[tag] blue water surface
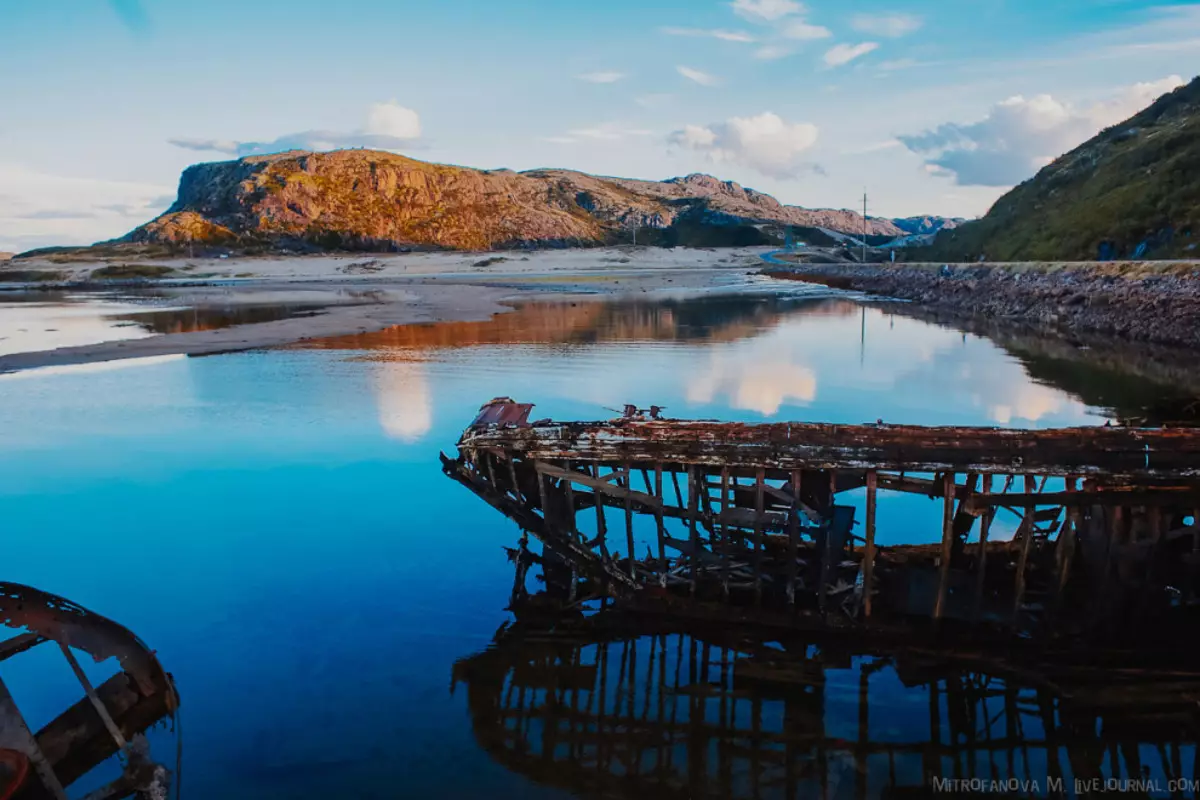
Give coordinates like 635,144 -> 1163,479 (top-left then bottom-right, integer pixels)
0,294 -> 1133,797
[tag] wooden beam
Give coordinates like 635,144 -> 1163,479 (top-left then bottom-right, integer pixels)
973,475 -> 994,623
863,470 -> 878,619
966,487 -> 1200,510
654,464 -> 667,588
535,461 -> 661,510
0,675 -> 69,800
58,642 -> 128,754
721,467 -> 732,598
624,461 -> 635,579
933,473 -> 957,621
688,467 -> 700,595
1011,500 -> 1037,624
0,632 -> 43,663
754,468 -> 765,604
461,415 -> 1200,478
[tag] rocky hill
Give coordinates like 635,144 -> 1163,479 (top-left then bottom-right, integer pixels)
921,76 -> 1200,261
124,149 -> 904,253
891,216 -> 962,236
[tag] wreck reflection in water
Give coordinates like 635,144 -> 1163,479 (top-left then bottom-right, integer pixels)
454,551 -> 1200,799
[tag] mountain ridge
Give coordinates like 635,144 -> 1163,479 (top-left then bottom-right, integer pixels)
119,149 -> 951,254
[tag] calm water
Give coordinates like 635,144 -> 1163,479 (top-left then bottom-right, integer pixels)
0,288 -> 376,356
1,291 -> 1196,798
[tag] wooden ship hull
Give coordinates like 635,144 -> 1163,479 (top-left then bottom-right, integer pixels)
442,398 -> 1200,651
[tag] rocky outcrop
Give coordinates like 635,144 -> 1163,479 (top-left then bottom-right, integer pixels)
921,76 -> 1200,261
125,150 -> 904,252
891,216 -> 962,236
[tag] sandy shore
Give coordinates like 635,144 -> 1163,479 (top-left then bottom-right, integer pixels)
0,247 -> 774,372
2,245 -> 766,284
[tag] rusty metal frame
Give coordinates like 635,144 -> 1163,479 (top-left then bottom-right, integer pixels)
0,584 -> 178,800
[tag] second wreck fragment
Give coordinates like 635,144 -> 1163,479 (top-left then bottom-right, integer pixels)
0,583 -> 178,800
442,398 -> 1200,649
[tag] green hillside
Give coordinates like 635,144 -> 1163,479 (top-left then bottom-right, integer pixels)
920,76 -> 1200,262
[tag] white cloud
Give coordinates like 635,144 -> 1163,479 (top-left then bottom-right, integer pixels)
362,101 -> 421,139
542,123 -> 654,145
169,100 -> 422,157
576,71 -> 627,84
824,42 -> 879,66
850,12 -> 922,38
877,57 -> 919,72
899,75 -> 1185,186
635,93 -> 673,108
677,66 -> 719,86
0,163 -> 174,252
731,0 -> 804,22
668,112 -> 819,178
754,45 -> 795,60
781,19 -> 832,40
841,139 -> 904,155
661,27 -> 756,43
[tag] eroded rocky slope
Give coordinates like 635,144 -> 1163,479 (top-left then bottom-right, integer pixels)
126,150 -> 904,252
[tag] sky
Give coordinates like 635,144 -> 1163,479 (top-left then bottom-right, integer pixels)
1,0 -> 1199,252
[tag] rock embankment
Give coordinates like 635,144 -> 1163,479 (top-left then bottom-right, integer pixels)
765,262 -> 1200,348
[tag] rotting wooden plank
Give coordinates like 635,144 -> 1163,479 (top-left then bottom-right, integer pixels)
461,414 -> 1200,478
1011,499 -> 1037,625
864,470 -> 878,620
0,632 -> 43,663
58,641 -> 128,753
688,467 -> 700,595
721,466 -> 732,598
973,475 -> 994,622
624,461 -> 636,579
535,461 -> 661,510
965,487 -> 1200,510
820,470 -> 836,617
655,463 -> 667,588
788,470 -> 800,607
754,468 -> 765,604
933,472 -> 957,621
0,675 -> 69,800
563,460 -> 578,541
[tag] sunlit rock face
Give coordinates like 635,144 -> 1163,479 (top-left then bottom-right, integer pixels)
126,149 -> 905,253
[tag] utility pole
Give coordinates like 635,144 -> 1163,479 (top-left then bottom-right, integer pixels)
862,191 -> 868,264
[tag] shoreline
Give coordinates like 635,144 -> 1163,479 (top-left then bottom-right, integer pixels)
763,260 -> 1200,349
0,247 -> 774,373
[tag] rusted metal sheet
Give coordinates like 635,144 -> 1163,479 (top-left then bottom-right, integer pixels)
0,584 -> 178,800
460,400 -> 1200,479
470,397 -> 534,429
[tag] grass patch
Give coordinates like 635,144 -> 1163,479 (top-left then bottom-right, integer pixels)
0,269 -> 69,283
90,264 -> 176,280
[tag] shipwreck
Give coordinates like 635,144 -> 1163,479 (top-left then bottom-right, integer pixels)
453,565 -> 1200,799
442,398 -> 1200,652
0,584 -> 179,800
